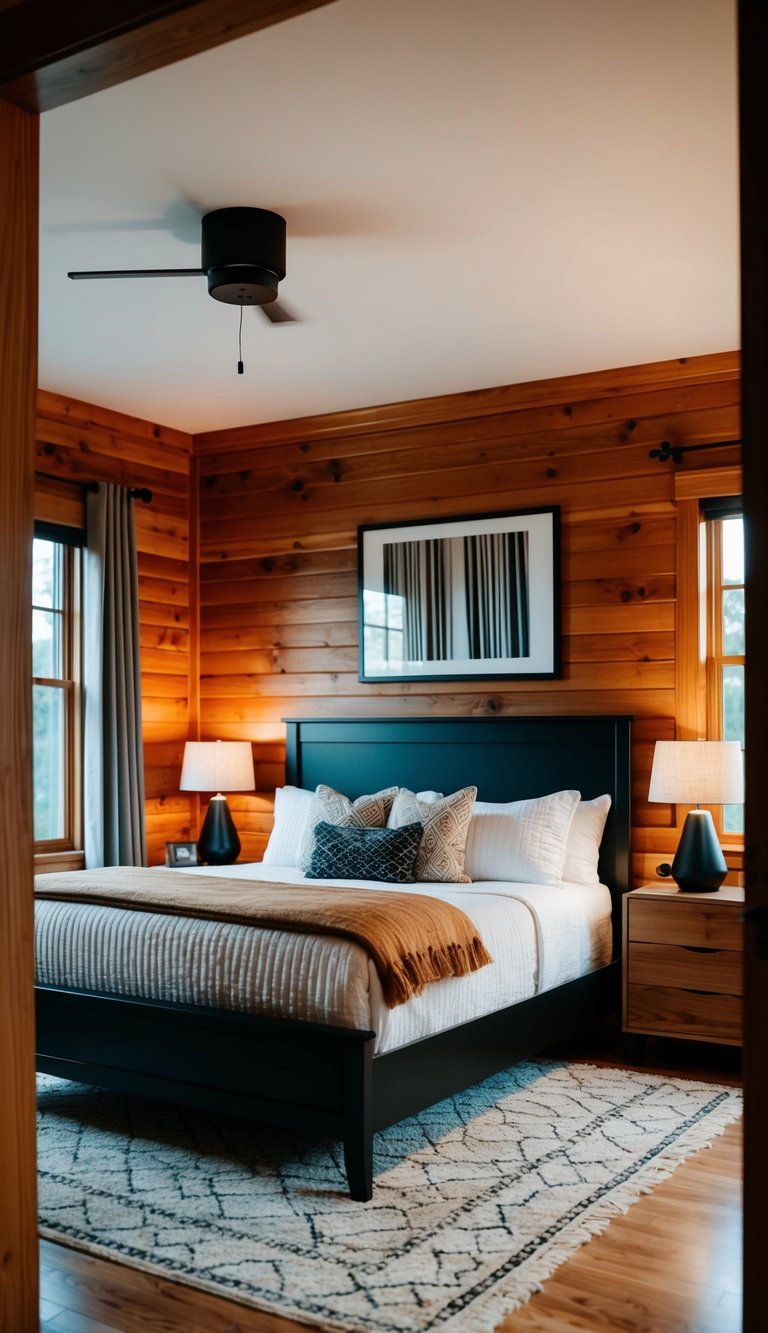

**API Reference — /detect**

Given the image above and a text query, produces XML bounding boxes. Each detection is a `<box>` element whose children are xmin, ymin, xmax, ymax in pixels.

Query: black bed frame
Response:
<box><xmin>36</xmin><ymin>715</ymin><xmax>631</xmax><ymax>1201</ymax></box>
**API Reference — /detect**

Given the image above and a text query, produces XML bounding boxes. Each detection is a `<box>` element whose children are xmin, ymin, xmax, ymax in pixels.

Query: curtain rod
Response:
<box><xmin>648</xmin><ymin>439</ymin><xmax>741</xmax><ymax>464</ymax></box>
<box><xmin>34</xmin><ymin>472</ymin><xmax>153</xmax><ymax>503</ymax></box>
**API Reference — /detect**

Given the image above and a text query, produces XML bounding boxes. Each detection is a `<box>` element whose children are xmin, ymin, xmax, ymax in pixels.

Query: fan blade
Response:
<box><xmin>67</xmin><ymin>268</ymin><xmax>204</xmax><ymax>279</ymax></box>
<box><xmin>259</xmin><ymin>299</ymin><xmax>298</xmax><ymax>324</ymax></box>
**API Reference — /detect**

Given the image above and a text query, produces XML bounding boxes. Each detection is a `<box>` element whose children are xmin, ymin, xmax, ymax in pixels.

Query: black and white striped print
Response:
<box><xmin>383</xmin><ymin>531</ymin><xmax>530</xmax><ymax>662</ymax></box>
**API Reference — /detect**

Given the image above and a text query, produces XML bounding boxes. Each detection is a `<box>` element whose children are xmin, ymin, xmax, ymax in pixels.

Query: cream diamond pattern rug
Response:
<box><xmin>37</xmin><ymin>1060</ymin><xmax>741</xmax><ymax>1332</ymax></box>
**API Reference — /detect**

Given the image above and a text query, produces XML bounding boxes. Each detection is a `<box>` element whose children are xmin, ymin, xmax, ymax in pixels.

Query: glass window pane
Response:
<box><xmin>722</xmin><ymin>664</ymin><xmax>745</xmax><ymax>746</ymax></box>
<box><xmin>33</xmin><ymin>684</ymin><xmax>66</xmax><ymax>841</ymax></box>
<box><xmin>722</xmin><ymin>588</ymin><xmax>745</xmax><ymax>656</ymax></box>
<box><xmin>723</xmin><ymin>803</ymin><xmax>744</xmax><ymax>835</ymax></box>
<box><xmin>32</xmin><ymin>538</ymin><xmax>64</xmax><ymax>610</ymax></box>
<box><xmin>721</xmin><ymin>517</ymin><xmax>744</xmax><ymax>585</ymax></box>
<box><xmin>32</xmin><ymin>608</ymin><xmax>62</xmax><ymax>679</ymax></box>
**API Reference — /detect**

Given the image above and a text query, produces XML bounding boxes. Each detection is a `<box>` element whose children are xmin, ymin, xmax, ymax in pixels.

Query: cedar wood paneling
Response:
<box><xmin>34</xmin><ymin>389</ymin><xmax>195</xmax><ymax>867</ymax></box>
<box><xmin>32</xmin><ymin>352</ymin><xmax>741</xmax><ymax>877</ymax></box>
<box><xmin>195</xmin><ymin>351</ymin><xmax>741</xmax><ymax>884</ymax></box>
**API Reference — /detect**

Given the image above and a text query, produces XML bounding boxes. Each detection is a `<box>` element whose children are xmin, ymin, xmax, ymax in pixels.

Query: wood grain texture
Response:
<box><xmin>0</xmin><ymin>96</ymin><xmax>39</xmax><ymax>1333</ymax></box>
<box><xmin>196</xmin><ymin>352</ymin><xmax>741</xmax><ymax>867</ymax></box>
<box><xmin>0</xmin><ymin>0</ymin><xmax>336</xmax><ymax>112</ymax></box>
<box><xmin>628</xmin><ymin>895</ymin><xmax>744</xmax><ymax>949</ymax></box>
<box><xmin>628</xmin><ymin>941</ymin><xmax>743</xmax><ymax>994</ymax></box>
<box><xmin>626</xmin><ymin>984</ymin><xmax>742</xmax><ymax>1042</ymax></box>
<box><xmin>35</xmin><ymin>391</ymin><xmax>195</xmax><ymax>865</ymax></box>
<box><xmin>623</xmin><ymin>887</ymin><xmax>744</xmax><ymax>1046</ymax></box>
<box><xmin>500</xmin><ymin>1119</ymin><xmax>742</xmax><ymax>1333</ymax></box>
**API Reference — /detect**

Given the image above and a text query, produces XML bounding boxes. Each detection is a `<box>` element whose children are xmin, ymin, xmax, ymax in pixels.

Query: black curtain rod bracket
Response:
<box><xmin>649</xmin><ymin>439</ymin><xmax>741</xmax><ymax>464</ymax></box>
<box><xmin>35</xmin><ymin>472</ymin><xmax>153</xmax><ymax>503</ymax></box>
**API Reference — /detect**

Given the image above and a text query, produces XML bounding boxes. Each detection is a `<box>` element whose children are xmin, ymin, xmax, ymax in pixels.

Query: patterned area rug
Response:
<box><xmin>37</xmin><ymin>1061</ymin><xmax>741</xmax><ymax>1332</ymax></box>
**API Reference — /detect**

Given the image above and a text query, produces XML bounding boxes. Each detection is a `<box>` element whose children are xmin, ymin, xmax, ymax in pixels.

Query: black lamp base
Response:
<box><xmin>671</xmin><ymin>808</ymin><xmax>727</xmax><ymax>893</ymax></box>
<box><xmin>198</xmin><ymin>794</ymin><xmax>241</xmax><ymax>865</ymax></box>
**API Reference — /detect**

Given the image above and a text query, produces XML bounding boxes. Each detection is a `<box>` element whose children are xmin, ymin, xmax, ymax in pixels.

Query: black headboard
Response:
<box><xmin>284</xmin><ymin>716</ymin><xmax>631</xmax><ymax>912</ymax></box>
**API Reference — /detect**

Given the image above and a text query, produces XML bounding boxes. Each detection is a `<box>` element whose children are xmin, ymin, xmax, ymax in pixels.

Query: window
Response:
<box><xmin>32</xmin><ymin>526</ymin><xmax>82</xmax><ymax>851</ymax></box>
<box><xmin>705</xmin><ymin>507</ymin><xmax>745</xmax><ymax>835</ymax></box>
<box><xmin>674</xmin><ymin>470</ymin><xmax>744</xmax><ymax>860</ymax></box>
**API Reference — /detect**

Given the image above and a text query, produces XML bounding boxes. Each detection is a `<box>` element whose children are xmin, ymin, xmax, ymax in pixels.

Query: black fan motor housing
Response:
<box><xmin>201</xmin><ymin>207</ymin><xmax>286</xmax><ymax>306</ymax></box>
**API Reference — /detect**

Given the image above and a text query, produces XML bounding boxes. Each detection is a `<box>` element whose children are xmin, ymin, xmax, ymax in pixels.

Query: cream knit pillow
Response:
<box><xmin>298</xmin><ymin>784</ymin><xmax>399</xmax><ymax>871</ymax></box>
<box><xmin>388</xmin><ymin>786</ymin><xmax>477</xmax><ymax>883</ymax></box>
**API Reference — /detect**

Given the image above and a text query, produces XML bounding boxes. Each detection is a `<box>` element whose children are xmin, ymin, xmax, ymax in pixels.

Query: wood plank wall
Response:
<box><xmin>195</xmin><ymin>351</ymin><xmax>741</xmax><ymax>884</ymax></box>
<box><xmin>34</xmin><ymin>390</ymin><xmax>195</xmax><ymax>865</ymax></box>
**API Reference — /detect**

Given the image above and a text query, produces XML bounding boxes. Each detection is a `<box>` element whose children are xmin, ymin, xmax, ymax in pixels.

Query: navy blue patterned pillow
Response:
<box><xmin>306</xmin><ymin>821</ymin><xmax>422</xmax><ymax>883</ymax></box>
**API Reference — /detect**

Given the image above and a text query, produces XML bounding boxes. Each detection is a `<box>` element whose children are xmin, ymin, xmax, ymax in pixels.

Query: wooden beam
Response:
<box><xmin>0</xmin><ymin>95</ymin><xmax>39</xmax><ymax>1332</ymax></box>
<box><xmin>0</xmin><ymin>0</ymin><xmax>336</xmax><ymax>112</ymax></box>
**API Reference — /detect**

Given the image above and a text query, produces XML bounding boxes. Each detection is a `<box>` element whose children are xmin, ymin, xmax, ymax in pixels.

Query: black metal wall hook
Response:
<box><xmin>649</xmin><ymin>438</ymin><xmax>741</xmax><ymax>464</ymax></box>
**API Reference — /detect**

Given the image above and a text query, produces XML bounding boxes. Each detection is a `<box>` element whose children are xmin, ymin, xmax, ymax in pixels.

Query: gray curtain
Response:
<box><xmin>83</xmin><ymin>484</ymin><xmax>147</xmax><ymax>867</ymax></box>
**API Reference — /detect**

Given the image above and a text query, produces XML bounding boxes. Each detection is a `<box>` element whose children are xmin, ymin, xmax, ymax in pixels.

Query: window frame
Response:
<box><xmin>674</xmin><ymin>466</ymin><xmax>743</xmax><ymax>854</ymax></box>
<box><xmin>32</xmin><ymin>520</ymin><xmax>83</xmax><ymax>857</ymax></box>
<box><xmin>705</xmin><ymin>510</ymin><xmax>745</xmax><ymax>836</ymax></box>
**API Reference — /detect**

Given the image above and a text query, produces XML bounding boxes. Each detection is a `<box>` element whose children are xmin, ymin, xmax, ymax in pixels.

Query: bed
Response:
<box><xmin>35</xmin><ymin>714</ymin><xmax>631</xmax><ymax>1201</ymax></box>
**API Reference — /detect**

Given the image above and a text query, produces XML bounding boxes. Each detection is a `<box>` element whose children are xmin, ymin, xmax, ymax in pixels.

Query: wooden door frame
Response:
<box><xmin>739</xmin><ymin>3</ymin><xmax>768</xmax><ymax>1330</ymax></box>
<box><xmin>0</xmin><ymin>94</ymin><xmax>39</xmax><ymax>1333</ymax></box>
<box><xmin>3</xmin><ymin>3</ymin><xmax>766</xmax><ymax>1329</ymax></box>
<box><xmin>0</xmin><ymin>5</ymin><xmax>334</xmax><ymax>1329</ymax></box>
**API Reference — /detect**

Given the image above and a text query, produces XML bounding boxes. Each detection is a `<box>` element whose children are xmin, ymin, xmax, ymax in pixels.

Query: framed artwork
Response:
<box><xmin>165</xmin><ymin>840</ymin><xmax>199</xmax><ymax>868</ymax></box>
<box><xmin>358</xmin><ymin>507</ymin><xmax>560</xmax><ymax>682</ymax></box>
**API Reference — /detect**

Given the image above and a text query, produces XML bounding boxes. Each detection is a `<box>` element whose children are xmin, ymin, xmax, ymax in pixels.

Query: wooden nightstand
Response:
<box><xmin>622</xmin><ymin>883</ymin><xmax>744</xmax><ymax>1056</ymax></box>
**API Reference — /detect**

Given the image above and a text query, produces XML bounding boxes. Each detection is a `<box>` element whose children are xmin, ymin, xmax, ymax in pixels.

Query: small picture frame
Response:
<box><xmin>165</xmin><ymin>840</ymin><xmax>199</xmax><ymax>868</ymax></box>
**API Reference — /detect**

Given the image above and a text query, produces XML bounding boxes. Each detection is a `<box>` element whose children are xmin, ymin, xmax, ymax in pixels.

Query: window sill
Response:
<box><xmin>35</xmin><ymin>850</ymin><xmax>85</xmax><ymax>873</ymax></box>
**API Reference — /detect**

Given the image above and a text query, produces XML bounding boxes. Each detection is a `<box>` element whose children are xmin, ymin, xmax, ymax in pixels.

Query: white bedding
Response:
<box><xmin>35</xmin><ymin>863</ymin><xmax>612</xmax><ymax>1055</ymax></box>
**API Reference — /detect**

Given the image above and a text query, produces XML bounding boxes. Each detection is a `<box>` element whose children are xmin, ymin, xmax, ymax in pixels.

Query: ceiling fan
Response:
<box><xmin>67</xmin><ymin>206</ymin><xmax>297</xmax><ymax>324</ymax></box>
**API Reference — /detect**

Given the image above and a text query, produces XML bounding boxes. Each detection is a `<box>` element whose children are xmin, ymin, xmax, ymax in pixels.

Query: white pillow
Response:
<box><xmin>262</xmin><ymin>785</ymin><xmax>314</xmax><ymax>866</ymax></box>
<box><xmin>464</xmin><ymin>789</ymin><xmax>581</xmax><ymax>884</ymax></box>
<box><xmin>561</xmin><ymin>795</ymin><xmax>611</xmax><ymax>885</ymax></box>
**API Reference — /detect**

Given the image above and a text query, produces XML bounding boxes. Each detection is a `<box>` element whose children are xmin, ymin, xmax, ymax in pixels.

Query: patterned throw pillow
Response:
<box><xmin>388</xmin><ymin>786</ymin><xmax>477</xmax><ymax>883</ymax></box>
<box><xmin>297</xmin><ymin>784</ymin><xmax>399</xmax><ymax>871</ymax></box>
<box><xmin>306</xmin><ymin>821</ymin><xmax>422</xmax><ymax>883</ymax></box>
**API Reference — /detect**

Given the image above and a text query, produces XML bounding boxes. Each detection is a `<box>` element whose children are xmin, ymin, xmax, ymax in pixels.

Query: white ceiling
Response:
<box><xmin>38</xmin><ymin>0</ymin><xmax>738</xmax><ymax>434</ymax></box>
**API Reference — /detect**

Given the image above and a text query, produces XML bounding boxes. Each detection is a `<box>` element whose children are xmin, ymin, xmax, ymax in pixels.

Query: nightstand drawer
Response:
<box><xmin>626</xmin><ymin>984</ymin><xmax>742</xmax><ymax>1042</ymax></box>
<box><xmin>627</xmin><ymin>942</ymin><xmax>743</xmax><ymax>996</ymax></box>
<box><xmin>628</xmin><ymin>898</ymin><xmax>742</xmax><ymax>950</ymax></box>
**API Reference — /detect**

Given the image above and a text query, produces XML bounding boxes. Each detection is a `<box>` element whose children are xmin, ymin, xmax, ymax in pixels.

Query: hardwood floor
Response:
<box><xmin>39</xmin><ymin>1032</ymin><xmax>742</xmax><ymax>1333</ymax></box>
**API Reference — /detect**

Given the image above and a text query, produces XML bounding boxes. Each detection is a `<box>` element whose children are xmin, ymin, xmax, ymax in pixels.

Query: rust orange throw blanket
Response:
<box><xmin>35</xmin><ymin>868</ymin><xmax>492</xmax><ymax>1009</ymax></box>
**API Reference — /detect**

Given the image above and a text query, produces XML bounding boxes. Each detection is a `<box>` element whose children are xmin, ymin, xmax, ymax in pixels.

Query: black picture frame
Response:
<box><xmin>358</xmin><ymin>506</ymin><xmax>560</xmax><ymax>682</ymax></box>
<box><xmin>165</xmin><ymin>840</ymin><xmax>199</xmax><ymax>868</ymax></box>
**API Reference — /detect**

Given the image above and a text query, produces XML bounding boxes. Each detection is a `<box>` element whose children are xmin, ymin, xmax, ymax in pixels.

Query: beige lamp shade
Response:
<box><xmin>180</xmin><ymin>740</ymin><xmax>255</xmax><ymax>793</ymax></box>
<box><xmin>648</xmin><ymin>740</ymin><xmax>744</xmax><ymax>806</ymax></box>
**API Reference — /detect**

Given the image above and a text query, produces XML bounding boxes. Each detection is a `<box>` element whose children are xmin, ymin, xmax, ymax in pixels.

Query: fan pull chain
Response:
<box><xmin>237</xmin><ymin>304</ymin><xmax>244</xmax><ymax>374</ymax></box>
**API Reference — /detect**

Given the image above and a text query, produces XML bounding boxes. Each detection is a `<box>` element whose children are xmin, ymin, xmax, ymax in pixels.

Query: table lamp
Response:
<box><xmin>180</xmin><ymin>740</ymin><xmax>255</xmax><ymax>864</ymax></box>
<box><xmin>648</xmin><ymin>740</ymin><xmax>744</xmax><ymax>892</ymax></box>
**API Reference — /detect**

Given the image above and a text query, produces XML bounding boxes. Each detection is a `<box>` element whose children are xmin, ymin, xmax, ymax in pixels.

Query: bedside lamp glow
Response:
<box><xmin>648</xmin><ymin>740</ymin><xmax>744</xmax><ymax>892</ymax></box>
<box><xmin>180</xmin><ymin>740</ymin><xmax>255</xmax><ymax>865</ymax></box>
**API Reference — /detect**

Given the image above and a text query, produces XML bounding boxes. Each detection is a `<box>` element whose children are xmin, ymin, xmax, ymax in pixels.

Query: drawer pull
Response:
<box><xmin>681</xmin><ymin>945</ymin><xmax>719</xmax><ymax>954</ymax></box>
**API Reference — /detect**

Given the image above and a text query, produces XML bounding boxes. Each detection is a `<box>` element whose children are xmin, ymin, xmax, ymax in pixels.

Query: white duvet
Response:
<box><xmin>35</xmin><ymin>863</ymin><xmax>612</xmax><ymax>1054</ymax></box>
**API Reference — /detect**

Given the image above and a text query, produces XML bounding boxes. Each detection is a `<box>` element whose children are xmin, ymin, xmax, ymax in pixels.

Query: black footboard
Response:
<box><xmin>36</xmin><ymin>962</ymin><xmax>618</xmax><ymax>1201</ymax></box>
